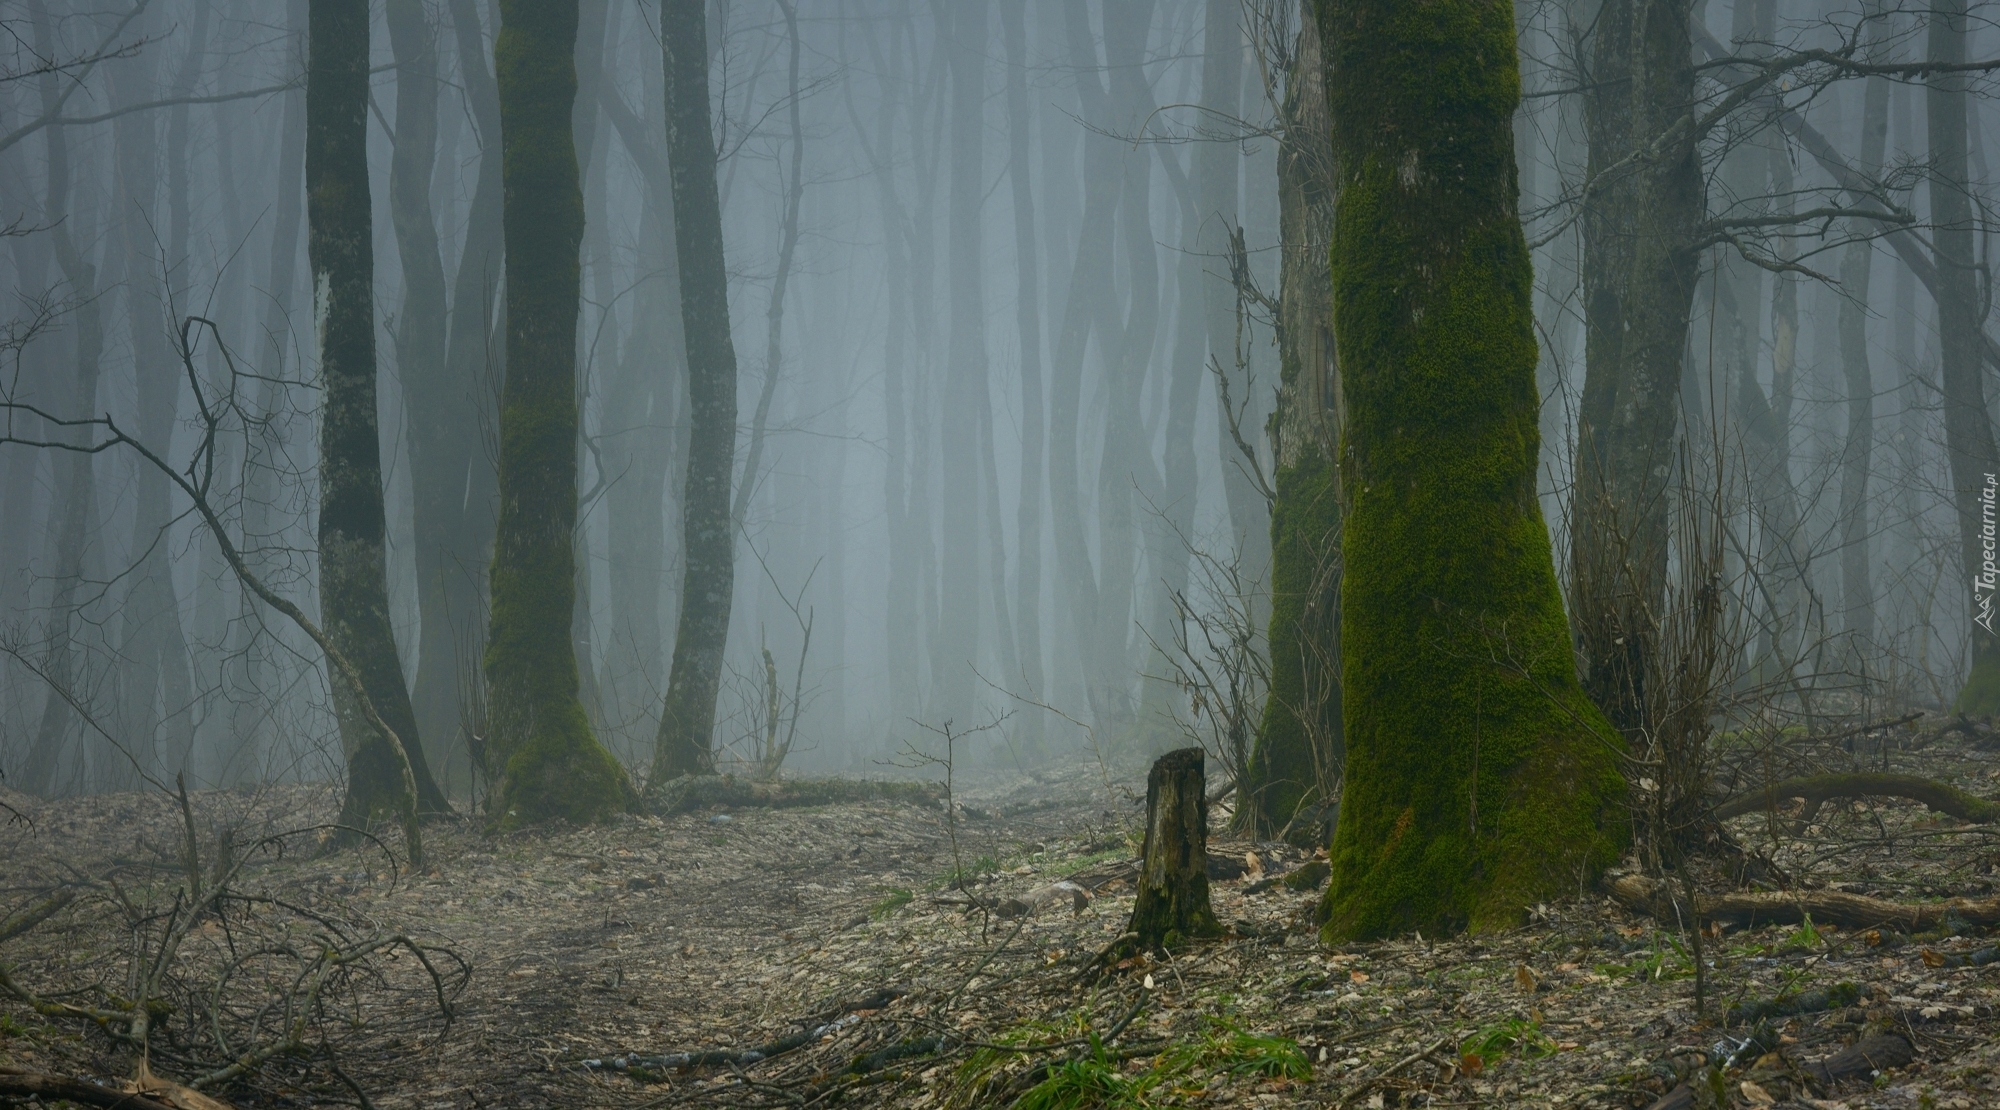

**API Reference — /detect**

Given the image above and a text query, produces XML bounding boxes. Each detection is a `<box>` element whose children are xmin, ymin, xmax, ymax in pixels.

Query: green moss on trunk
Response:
<box><xmin>1243</xmin><ymin>12</ymin><xmax>1342</xmax><ymax>843</ymax></box>
<box><xmin>1315</xmin><ymin>0</ymin><xmax>1626</xmax><ymax>940</ymax></box>
<box><xmin>1249</xmin><ymin>451</ymin><xmax>1341</xmax><ymax>836</ymax></box>
<box><xmin>482</xmin><ymin>0</ymin><xmax>627</xmax><ymax>828</ymax></box>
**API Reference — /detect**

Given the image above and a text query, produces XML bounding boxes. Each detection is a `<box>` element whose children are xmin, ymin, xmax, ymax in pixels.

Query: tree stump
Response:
<box><xmin>1126</xmin><ymin>748</ymin><xmax>1223</xmax><ymax>952</ymax></box>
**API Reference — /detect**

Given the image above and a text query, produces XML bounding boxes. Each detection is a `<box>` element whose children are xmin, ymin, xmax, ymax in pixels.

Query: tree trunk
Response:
<box><xmin>599</xmin><ymin>62</ymin><xmax>682</xmax><ymax>746</ymax></box>
<box><xmin>1126</xmin><ymin>747</ymin><xmax>1223</xmax><ymax>951</ymax></box>
<box><xmin>1926</xmin><ymin>0</ymin><xmax>2000</xmax><ymax>713</ymax></box>
<box><xmin>112</xmin><ymin>20</ymin><xmax>194</xmax><ymax>792</ymax></box>
<box><xmin>1000</xmin><ymin>0</ymin><xmax>1046</xmax><ymax>751</ymax></box>
<box><xmin>18</xmin><ymin>7</ymin><xmax>102</xmax><ymax>795</ymax></box>
<box><xmin>928</xmin><ymin>0</ymin><xmax>988</xmax><ymax>726</ymax></box>
<box><xmin>1568</xmin><ymin>0</ymin><xmax>1703</xmax><ymax>737</ymax></box>
<box><xmin>1839</xmin><ymin>8</ymin><xmax>1890</xmax><ymax>656</ymax></box>
<box><xmin>408</xmin><ymin>0</ymin><xmax>506</xmax><ymax>795</ymax></box>
<box><xmin>1247</xmin><ymin>7</ymin><xmax>1341</xmax><ymax>840</ymax></box>
<box><xmin>386</xmin><ymin>0</ymin><xmax>464</xmax><ymax>794</ymax></box>
<box><xmin>222</xmin><ymin>0</ymin><xmax>308</xmax><ymax>786</ymax></box>
<box><xmin>480</xmin><ymin>0</ymin><xmax>627</xmax><ymax>825</ymax></box>
<box><xmin>308</xmin><ymin>0</ymin><xmax>450</xmax><ymax>830</ymax></box>
<box><xmin>1317</xmin><ymin>0</ymin><xmax>1627</xmax><ymax>939</ymax></box>
<box><xmin>652</xmin><ymin>0</ymin><xmax>740</xmax><ymax>781</ymax></box>
<box><xmin>1044</xmin><ymin>3</ymin><xmax>1124</xmax><ymax>740</ymax></box>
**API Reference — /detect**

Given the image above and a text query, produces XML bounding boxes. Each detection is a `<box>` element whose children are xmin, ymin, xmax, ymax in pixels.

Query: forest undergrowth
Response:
<box><xmin>4</xmin><ymin>727</ymin><xmax>1999</xmax><ymax>1110</ymax></box>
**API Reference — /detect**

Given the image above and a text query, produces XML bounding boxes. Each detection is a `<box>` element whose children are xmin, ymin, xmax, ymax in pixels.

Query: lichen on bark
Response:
<box><xmin>1314</xmin><ymin>0</ymin><xmax>1626</xmax><ymax>940</ymax></box>
<box><xmin>482</xmin><ymin>0</ymin><xmax>627</xmax><ymax>828</ymax></box>
<box><xmin>307</xmin><ymin>0</ymin><xmax>449</xmax><ymax>833</ymax></box>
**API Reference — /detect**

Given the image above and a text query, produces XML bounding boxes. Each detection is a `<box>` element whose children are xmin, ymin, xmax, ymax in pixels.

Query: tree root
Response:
<box><xmin>1713</xmin><ymin>772</ymin><xmax>2000</xmax><ymax>824</ymax></box>
<box><xmin>1605</xmin><ymin>873</ymin><xmax>2000</xmax><ymax>929</ymax></box>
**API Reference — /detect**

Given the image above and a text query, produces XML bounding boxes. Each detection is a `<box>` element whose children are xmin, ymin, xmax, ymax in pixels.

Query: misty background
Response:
<box><xmin>0</xmin><ymin>0</ymin><xmax>1982</xmax><ymax>800</ymax></box>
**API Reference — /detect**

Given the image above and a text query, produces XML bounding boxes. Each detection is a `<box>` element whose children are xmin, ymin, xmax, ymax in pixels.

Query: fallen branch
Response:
<box><xmin>1725</xmin><ymin>981</ymin><xmax>1860</xmax><ymax>1027</ymax></box>
<box><xmin>1640</xmin><ymin>1031</ymin><xmax>1914</xmax><ymax>1110</ymax></box>
<box><xmin>1801</xmin><ymin>1030</ymin><xmax>1915</xmax><ymax>1085</ymax></box>
<box><xmin>0</xmin><ymin>1067</ymin><xmax>186</xmax><ymax>1110</ymax></box>
<box><xmin>1606</xmin><ymin>873</ymin><xmax>2000</xmax><ymax>929</ymax></box>
<box><xmin>583</xmin><ymin>987</ymin><xmax>906</xmax><ymax>1076</ymax></box>
<box><xmin>1714</xmin><ymin>772</ymin><xmax>2000</xmax><ymax>824</ymax></box>
<box><xmin>0</xmin><ymin>888</ymin><xmax>73</xmax><ymax>944</ymax></box>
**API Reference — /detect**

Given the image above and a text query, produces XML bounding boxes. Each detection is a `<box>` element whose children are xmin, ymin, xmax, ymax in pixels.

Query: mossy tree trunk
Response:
<box><xmin>307</xmin><ymin>0</ymin><xmax>450</xmax><ymax>831</ymax></box>
<box><xmin>1245</xmin><ymin>9</ymin><xmax>1341</xmax><ymax>841</ymax></box>
<box><xmin>481</xmin><ymin>0</ymin><xmax>628</xmax><ymax>826</ymax></box>
<box><xmin>1568</xmin><ymin>0</ymin><xmax>1703</xmax><ymax>737</ymax></box>
<box><xmin>1316</xmin><ymin>0</ymin><xmax>1627</xmax><ymax>940</ymax></box>
<box><xmin>651</xmin><ymin>0</ymin><xmax>740</xmax><ymax>782</ymax></box>
<box><xmin>1126</xmin><ymin>748</ymin><xmax>1223</xmax><ymax>952</ymax></box>
<box><xmin>1927</xmin><ymin>0</ymin><xmax>2000</xmax><ymax>714</ymax></box>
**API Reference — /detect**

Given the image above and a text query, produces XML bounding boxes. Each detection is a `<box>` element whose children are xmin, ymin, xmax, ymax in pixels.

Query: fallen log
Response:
<box><xmin>1639</xmin><ymin>1032</ymin><xmax>1914</xmax><ymax>1110</ymax></box>
<box><xmin>0</xmin><ymin>1067</ymin><xmax>182</xmax><ymax>1110</ymax></box>
<box><xmin>1606</xmin><ymin>873</ymin><xmax>2000</xmax><ymax>929</ymax></box>
<box><xmin>1714</xmin><ymin>772</ymin><xmax>2000</xmax><ymax>824</ymax></box>
<box><xmin>1801</xmin><ymin>1030</ymin><xmax>1915</xmax><ymax>1086</ymax></box>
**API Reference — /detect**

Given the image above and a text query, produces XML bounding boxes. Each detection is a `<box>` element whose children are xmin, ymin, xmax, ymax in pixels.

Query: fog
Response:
<box><xmin>0</xmin><ymin>0</ymin><xmax>1992</xmax><ymax>806</ymax></box>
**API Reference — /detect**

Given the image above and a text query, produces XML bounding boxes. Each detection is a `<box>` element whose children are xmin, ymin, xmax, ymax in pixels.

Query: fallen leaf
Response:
<box><xmin>1740</xmin><ymin>1079</ymin><xmax>1776</xmax><ymax>1105</ymax></box>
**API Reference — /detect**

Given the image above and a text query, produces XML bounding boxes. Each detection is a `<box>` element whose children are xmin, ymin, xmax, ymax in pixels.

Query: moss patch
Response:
<box><xmin>1315</xmin><ymin>0</ymin><xmax>1626</xmax><ymax>941</ymax></box>
<box><xmin>1247</xmin><ymin>449</ymin><xmax>1342</xmax><ymax>838</ymax></box>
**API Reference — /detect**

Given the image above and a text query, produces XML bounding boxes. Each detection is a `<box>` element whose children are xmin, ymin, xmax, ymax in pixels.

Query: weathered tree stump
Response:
<box><xmin>1126</xmin><ymin>748</ymin><xmax>1224</xmax><ymax>952</ymax></box>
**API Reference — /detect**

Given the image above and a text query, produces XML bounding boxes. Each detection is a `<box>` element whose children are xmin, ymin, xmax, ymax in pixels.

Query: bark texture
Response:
<box><xmin>1926</xmin><ymin>0</ymin><xmax>2000</xmax><ymax>713</ymax></box>
<box><xmin>1247</xmin><ymin>8</ymin><xmax>1341</xmax><ymax>839</ymax></box>
<box><xmin>387</xmin><ymin>0</ymin><xmax>464</xmax><ymax>789</ymax></box>
<box><xmin>483</xmin><ymin>0</ymin><xmax>627</xmax><ymax>825</ymax></box>
<box><xmin>1568</xmin><ymin>0</ymin><xmax>1703</xmax><ymax>736</ymax></box>
<box><xmin>307</xmin><ymin>0</ymin><xmax>448</xmax><ymax>829</ymax></box>
<box><xmin>1126</xmin><ymin>747</ymin><xmax>1224</xmax><ymax>950</ymax></box>
<box><xmin>1316</xmin><ymin>0</ymin><xmax>1626</xmax><ymax>939</ymax></box>
<box><xmin>652</xmin><ymin>0</ymin><xmax>740</xmax><ymax>781</ymax></box>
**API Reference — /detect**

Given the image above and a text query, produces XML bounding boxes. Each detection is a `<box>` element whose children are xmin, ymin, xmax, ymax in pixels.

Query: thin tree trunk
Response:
<box><xmin>1045</xmin><ymin>1</ymin><xmax>1124</xmax><ymax>738</ymax></box>
<box><xmin>1839</xmin><ymin>4</ymin><xmax>1891</xmax><ymax>657</ymax></box>
<box><xmin>730</xmin><ymin>0</ymin><xmax>805</xmax><ymax>544</ymax></box>
<box><xmin>387</xmin><ymin>0</ymin><xmax>462</xmax><ymax>794</ymax></box>
<box><xmin>414</xmin><ymin>0</ymin><xmax>507</xmax><ymax>793</ymax></box>
<box><xmin>19</xmin><ymin>0</ymin><xmax>103</xmax><ymax>795</ymax></box>
<box><xmin>652</xmin><ymin>0</ymin><xmax>742</xmax><ymax>781</ymax></box>
<box><xmin>1568</xmin><ymin>0</ymin><xmax>1703</xmax><ymax>736</ymax></box>
<box><xmin>1319</xmin><ymin>0</ymin><xmax>1626</xmax><ymax>939</ymax></box>
<box><xmin>308</xmin><ymin>0</ymin><xmax>449</xmax><ymax>829</ymax></box>
<box><xmin>933</xmin><ymin>0</ymin><xmax>988</xmax><ymax>725</ymax></box>
<box><xmin>1928</xmin><ymin>0</ymin><xmax>2000</xmax><ymax>712</ymax></box>
<box><xmin>598</xmin><ymin>61</ymin><xmax>682</xmax><ymax>744</ymax></box>
<box><xmin>1247</xmin><ymin>6</ymin><xmax>1340</xmax><ymax>839</ymax></box>
<box><xmin>112</xmin><ymin>14</ymin><xmax>194</xmax><ymax>791</ymax></box>
<box><xmin>1000</xmin><ymin>0</ymin><xmax>1046</xmax><ymax>748</ymax></box>
<box><xmin>223</xmin><ymin>0</ymin><xmax>308</xmax><ymax>786</ymax></box>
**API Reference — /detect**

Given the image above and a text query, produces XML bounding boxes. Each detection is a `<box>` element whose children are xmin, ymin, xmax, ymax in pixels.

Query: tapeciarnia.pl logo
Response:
<box><xmin>1978</xmin><ymin>472</ymin><xmax>1998</xmax><ymax>635</ymax></box>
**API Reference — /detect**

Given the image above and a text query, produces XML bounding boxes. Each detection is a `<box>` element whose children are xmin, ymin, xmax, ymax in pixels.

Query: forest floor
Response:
<box><xmin>3</xmin><ymin>731</ymin><xmax>2000</xmax><ymax>1109</ymax></box>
